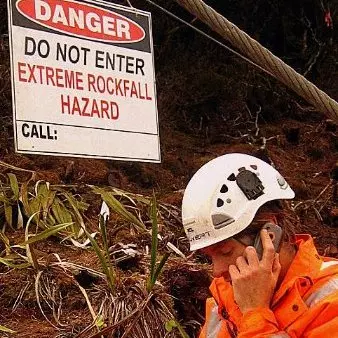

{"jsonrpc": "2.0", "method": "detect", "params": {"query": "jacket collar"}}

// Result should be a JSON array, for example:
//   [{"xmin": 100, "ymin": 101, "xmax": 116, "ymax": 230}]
[
  {"xmin": 272, "ymin": 234, "xmax": 322, "ymax": 304},
  {"xmin": 283, "ymin": 234, "xmax": 322, "ymax": 281}
]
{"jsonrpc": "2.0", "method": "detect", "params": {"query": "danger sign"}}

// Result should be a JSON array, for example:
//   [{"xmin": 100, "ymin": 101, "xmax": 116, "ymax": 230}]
[{"xmin": 7, "ymin": 0, "xmax": 161, "ymax": 162}]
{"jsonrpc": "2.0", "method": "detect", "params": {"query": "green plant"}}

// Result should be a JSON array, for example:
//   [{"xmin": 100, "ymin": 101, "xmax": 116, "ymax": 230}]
[
  {"xmin": 146, "ymin": 193, "xmax": 170, "ymax": 293},
  {"xmin": 165, "ymin": 319, "xmax": 190, "ymax": 338},
  {"xmin": 92, "ymin": 187, "xmax": 146, "ymax": 232},
  {"xmin": 13, "ymin": 213, "xmax": 73, "ymax": 269},
  {"xmin": 0, "ymin": 172, "xmax": 89, "ymax": 242},
  {"xmin": 25, "ymin": 182, "xmax": 89, "ymax": 239},
  {"xmin": 0, "ymin": 324, "xmax": 16, "ymax": 334},
  {"xmin": 82, "ymin": 202, "xmax": 116, "ymax": 293},
  {"xmin": 0, "ymin": 173, "xmax": 23, "ymax": 229},
  {"xmin": 0, "ymin": 225, "xmax": 30, "ymax": 269},
  {"xmin": 0, "ymin": 206, "xmax": 73, "ymax": 270}
]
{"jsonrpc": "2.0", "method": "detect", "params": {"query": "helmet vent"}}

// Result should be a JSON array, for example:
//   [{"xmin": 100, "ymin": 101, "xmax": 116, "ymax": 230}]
[
  {"xmin": 227, "ymin": 173, "xmax": 236, "ymax": 181},
  {"xmin": 250, "ymin": 165, "xmax": 257, "ymax": 170},
  {"xmin": 217, "ymin": 198, "xmax": 224, "ymax": 207},
  {"xmin": 212, "ymin": 214, "xmax": 235, "ymax": 229},
  {"xmin": 220, "ymin": 184, "xmax": 228, "ymax": 193}
]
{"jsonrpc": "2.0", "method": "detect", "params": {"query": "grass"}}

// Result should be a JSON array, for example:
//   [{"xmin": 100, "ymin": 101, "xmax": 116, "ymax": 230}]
[
  {"xmin": 147, "ymin": 193, "xmax": 170, "ymax": 293},
  {"xmin": 0, "ymin": 171, "xmax": 193, "ymax": 337},
  {"xmin": 81, "ymin": 208, "xmax": 116, "ymax": 294}
]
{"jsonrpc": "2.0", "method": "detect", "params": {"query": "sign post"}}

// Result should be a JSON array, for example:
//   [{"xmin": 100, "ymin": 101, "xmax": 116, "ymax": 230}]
[{"xmin": 7, "ymin": 0, "xmax": 160, "ymax": 162}]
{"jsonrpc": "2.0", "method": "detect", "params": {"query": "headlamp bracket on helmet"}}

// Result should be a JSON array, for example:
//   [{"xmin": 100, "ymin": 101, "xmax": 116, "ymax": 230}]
[{"xmin": 236, "ymin": 168, "xmax": 265, "ymax": 200}]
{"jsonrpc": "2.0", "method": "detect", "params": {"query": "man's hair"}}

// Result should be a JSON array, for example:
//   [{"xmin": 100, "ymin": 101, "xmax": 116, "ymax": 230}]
[{"xmin": 235, "ymin": 200, "xmax": 298, "ymax": 243}]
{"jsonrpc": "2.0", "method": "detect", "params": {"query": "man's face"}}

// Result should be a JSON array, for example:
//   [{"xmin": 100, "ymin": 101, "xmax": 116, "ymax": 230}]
[
  {"xmin": 200, "ymin": 211, "xmax": 278, "ymax": 282},
  {"xmin": 200, "ymin": 235, "xmax": 252, "ymax": 281}
]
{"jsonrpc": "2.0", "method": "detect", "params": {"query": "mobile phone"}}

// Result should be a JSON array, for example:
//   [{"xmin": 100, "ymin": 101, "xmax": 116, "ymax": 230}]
[{"xmin": 253, "ymin": 223, "xmax": 283, "ymax": 260}]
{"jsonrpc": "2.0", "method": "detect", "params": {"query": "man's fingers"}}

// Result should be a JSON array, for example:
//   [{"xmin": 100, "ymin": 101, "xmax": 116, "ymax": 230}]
[
  {"xmin": 229, "ymin": 264, "xmax": 240, "ymax": 279},
  {"xmin": 243, "ymin": 246, "xmax": 259, "ymax": 266},
  {"xmin": 235, "ymin": 256, "xmax": 248, "ymax": 272},
  {"xmin": 261, "ymin": 229, "xmax": 275, "ymax": 266}
]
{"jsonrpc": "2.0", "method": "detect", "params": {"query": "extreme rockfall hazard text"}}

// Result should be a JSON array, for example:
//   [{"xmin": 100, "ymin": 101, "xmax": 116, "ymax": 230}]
[{"xmin": 17, "ymin": 62, "xmax": 153, "ymax": 120}]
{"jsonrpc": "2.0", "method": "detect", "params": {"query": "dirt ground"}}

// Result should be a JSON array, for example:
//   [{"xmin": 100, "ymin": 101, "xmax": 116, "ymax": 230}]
[{"xmin": 0, "ymin": 0, "xmax": 337, "ymax": 337}]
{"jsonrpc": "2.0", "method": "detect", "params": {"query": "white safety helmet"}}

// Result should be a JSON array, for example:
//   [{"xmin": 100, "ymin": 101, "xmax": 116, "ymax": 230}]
[{"xmin": 182, "ymin": 153, "xmax": 295, "ymax": 251}]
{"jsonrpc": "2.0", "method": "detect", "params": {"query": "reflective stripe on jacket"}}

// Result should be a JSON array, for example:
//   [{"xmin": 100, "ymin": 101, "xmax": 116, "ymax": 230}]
[{"xmin": 199, "ymin": 235, "xmax": 338, "ymax": 337}]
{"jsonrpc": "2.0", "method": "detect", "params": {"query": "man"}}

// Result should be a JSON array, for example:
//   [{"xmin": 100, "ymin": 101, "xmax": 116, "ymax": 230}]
[{"xmin": 182, "ymin": 153, "xmax": 338, "ymax": 337}]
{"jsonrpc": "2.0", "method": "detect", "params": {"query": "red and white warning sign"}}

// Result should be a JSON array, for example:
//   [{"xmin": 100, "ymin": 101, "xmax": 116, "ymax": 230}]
[{"xmin": 7, "ymin": 0, "xmax": 160, "ymax": 162}]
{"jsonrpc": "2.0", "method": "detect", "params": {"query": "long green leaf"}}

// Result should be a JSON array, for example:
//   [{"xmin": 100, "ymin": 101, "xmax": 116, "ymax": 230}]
[
  {"xmin": 24, "ymin": 212, "xmax": 40, "ymax": 269},
  {"xmin": 1, "ymin": 253, "xmax": 27, "ymax": 260},
  {"xmin": 0, "ymin": 193, "xmax": 10, "ymax": 203},
  {"xmin": 4, "ymin": 204, "xmax": 12, "ymax": 227},
  {"xmin": 51, "ymin": 198, "xmax": 73, "ymax": 224},
  {"xmin": 112, "ymin": 188, "xmax": 150, "ymax": 206},
  {"xmin": 61, "ymin": 191, "xmax": 86, "ymax": 237},
  {"xmin": 42, "ymin": 190, "xmax": 56, "ymax": 222},
  {"xmin": 149, "ymin": 194, "xmax": 158, "ymax": 281},
  {"xmin": 7, "ymin": 173, "xmax": 19, "ymax": 200},
  {"xmin": 0, "ymin": 231, "xmax": 11, "ymax": 255},
  {"xmin": 99, "ymin": 214, "xmax": 109, "ymax": 259},
  {"xmin": 165, "ymin": 319, "xmax": 189, "ymax": 338},
  {"xmin": 17, "ymin": 222, "xmax": 73, "ymax": 246},
  {"xmin": 35, "ymin": 180, "xmax": 49, "ymax": 197},
  {"xmin": 0, "ymin": 324, "xmax": 16, "ymax": 334},
  {"xmin": 0, "ymin": 257, "xmax": 31, "ymax": 269},
  {"xmin": 0, "ymin": 160, "xmax": 35, "ymax": 173},
  {"xmin": 146, "ymin": 193, "xmax": 171, "ymax": 293},
  {"xmin": 152, "ymin": 252, "xmax": 170, "ymax": 286},
  {"xmin": 28, "ymin": 197, "xmax": 42, "ymax": 225},
  {"xmin": 16, "ymin": 204, "xmax": 24, "ymax": 229},
  {"xmin": 82, "ymin": 227, "xmax": 115, "ymax": 293},
  {"xmin": 93, "ymin": 188, "xmax": 145, "ymax": 231},
  {"xmin": 20, "ymin": 182, "xmax": 30, "ymax": 215},
  {"xmin": 33, "ymin": 182, "xmax": 54, "ymax": 224}
]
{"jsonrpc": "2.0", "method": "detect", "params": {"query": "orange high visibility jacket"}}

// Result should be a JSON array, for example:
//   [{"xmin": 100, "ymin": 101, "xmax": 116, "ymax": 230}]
[{"xmin": 199, "ymin": 235, "xmax": 338, "ymax": 337}]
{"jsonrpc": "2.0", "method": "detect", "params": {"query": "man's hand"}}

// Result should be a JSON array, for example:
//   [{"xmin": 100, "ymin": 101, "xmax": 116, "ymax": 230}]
[{"xmin": 229, "ymin": 229, "xmax": 281, "ymax": 314}]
